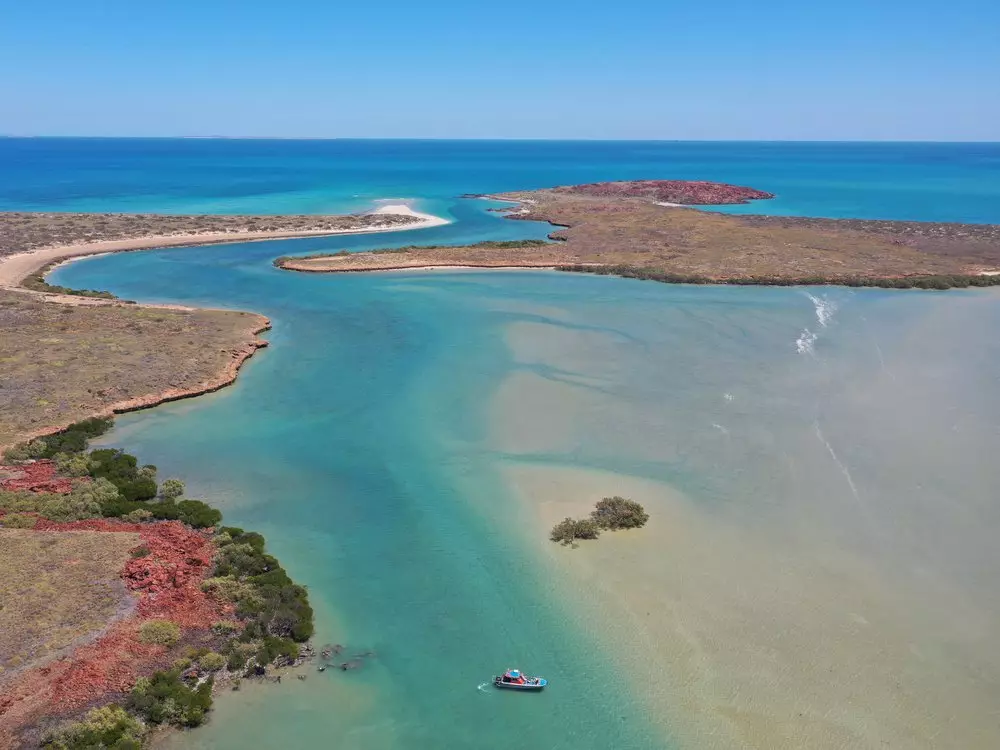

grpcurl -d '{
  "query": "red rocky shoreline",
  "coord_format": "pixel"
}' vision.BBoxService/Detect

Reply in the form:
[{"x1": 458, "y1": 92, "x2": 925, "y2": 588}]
[{"x1": 551, "y1": 179, "x2": 775, "y2": 205}]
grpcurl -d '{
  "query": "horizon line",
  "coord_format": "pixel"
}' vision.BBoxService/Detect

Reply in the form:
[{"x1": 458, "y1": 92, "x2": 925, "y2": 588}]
[{"x1": 2, "y1": 135, "x2": 999, "y2": 145}]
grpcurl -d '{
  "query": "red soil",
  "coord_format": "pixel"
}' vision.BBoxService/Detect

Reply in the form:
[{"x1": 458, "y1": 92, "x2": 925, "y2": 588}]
[
  {"x1": 554, "y1": 179, "x2": 775, "y2": 205},
  {"x1": 0, "y1": 519, "x2": 231, "y2": 744},
  {"x1": 0, "y1": 460, "x2": 81, "y2": 494}
]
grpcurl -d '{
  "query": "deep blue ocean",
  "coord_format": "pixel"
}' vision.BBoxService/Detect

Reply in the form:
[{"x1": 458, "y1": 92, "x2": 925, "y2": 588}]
[
  {"x1": 2, "y1": 138, "x2": 1000, "y2": 222},
  {"x1": 7, "y1": 139, "x2": 1000, "y2": 749}
]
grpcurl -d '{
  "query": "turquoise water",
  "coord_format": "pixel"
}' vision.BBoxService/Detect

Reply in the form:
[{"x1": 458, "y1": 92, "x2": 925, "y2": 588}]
[{"x1": 31, "y1": 140, "x2": 1000, "y2": 748}]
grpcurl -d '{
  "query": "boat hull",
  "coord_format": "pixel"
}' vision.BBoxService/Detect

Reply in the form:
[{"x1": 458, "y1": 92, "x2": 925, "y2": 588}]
[{"x1": 493, "y1": 677, "x2": 547, "y2": 691}]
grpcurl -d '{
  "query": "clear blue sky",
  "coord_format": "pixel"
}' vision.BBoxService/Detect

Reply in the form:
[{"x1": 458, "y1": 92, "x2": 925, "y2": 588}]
[{"x1": 2, "y1": 0, "x2": 998, "y2": 140}]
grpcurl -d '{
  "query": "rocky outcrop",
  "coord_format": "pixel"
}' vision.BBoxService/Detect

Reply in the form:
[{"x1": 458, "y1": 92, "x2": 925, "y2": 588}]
[{"x1": 552, "y1": 180, "x2": 775, "y2": 205}]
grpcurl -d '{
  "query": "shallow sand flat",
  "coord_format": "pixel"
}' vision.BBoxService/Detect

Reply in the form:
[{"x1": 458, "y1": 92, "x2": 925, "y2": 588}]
[
  {"x1": 502, "y1": 461, "x2": 1000, "y2": 749},
  {"x1": 487, "y1": 285, "x2": 1000, "y2": 749}
]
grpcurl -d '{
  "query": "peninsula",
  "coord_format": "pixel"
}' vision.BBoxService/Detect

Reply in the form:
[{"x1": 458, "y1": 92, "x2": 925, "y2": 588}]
[
  {"x1": 0, "y1": 204, "x2": 449, "y2": 748},
  {"x1": 278, "y1": 181, "x2": 1000, "y2": 288},
  {"x1": 0, "y1": 204, "x2": 447, "y2": 294}
]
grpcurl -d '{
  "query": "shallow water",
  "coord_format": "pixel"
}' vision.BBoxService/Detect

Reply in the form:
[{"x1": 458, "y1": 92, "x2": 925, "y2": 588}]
[{"x1": 37, "y1": 141, "x2": 1000, "y2": 748}]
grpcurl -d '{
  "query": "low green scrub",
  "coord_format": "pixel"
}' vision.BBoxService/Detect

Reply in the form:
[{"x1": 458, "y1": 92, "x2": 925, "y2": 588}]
[
  {"x1": 3, "y1": 417, "x2": 113, "y2": 461},
  {"x1": 126, "y1": 667, "x2": 213, "y2": 728},
  {"x1": 138, "y1": 619, "x2": 181, "y2": 647},
  {"x1": 1, "y1": 512, "x2": 38, "y2": 528},
  {"x1": 198, "y1": 651, "x2": 227, "y2": 671},
  {"x1": 159, "y1": 478, "x2": 185, "y2": 499},
  {"x1": 558, "y1": 264, "x2": 1000, "y2": 291},
  {"x1": 23, "y1": 267, "x2": 116, "y2": 299},
  {"x1": 371, "y1": 239, "x2": 551, "y2": 254},
  {"x1": 43, "y1": 704, "x2": 145, "y2": 750},
  {"x1": 0, "y1": 477, "x2": 118, "y2": 522},
  {"x1": 275, "y1": 239, "x2": 552, "y2": 266}
]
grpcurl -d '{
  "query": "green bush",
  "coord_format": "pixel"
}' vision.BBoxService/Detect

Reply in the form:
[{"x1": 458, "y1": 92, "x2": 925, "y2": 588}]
[
  {"x1": 88, "y1": 449, "x2": 158, "y2": 502},
  {"x1": 43, "y1": 704, "x2": 145, "y2": 749},
  {"x1": 590, "y1": 496, "x2": 649, "y2": 530},
  {"x1": 54, "y1": 452, "x2": 91, "y2": 477},
  {"x1": 557, "y1": 264, "x2": 1000, "y2": 292},
  {"x1": 3, "y1": 439, "x2": 48, "y2": 462},
  {"x1": 126, "y1": 668, "x2": 213, "y2": 727},
  {"x1": 209, "y1": 528, "x2": 315, "y2": 646},
  {"x1": 159, "y1": 478, "x2": 185, "y2": 500},
  {"x1": 550, "y1": 517, "x2": 601, "y2": 545},
  {"x1": 211, "y1": 620, "x2": 241, "y2": 636},
  {"x1": 176, "y1": 499, "x2": 222, "y2": 528},
  {"x1": 198, "y1": 652, "x2": 227, "y2": 671},
  {"x1": 1, "y1": 512, "x2": 38, "y2": 528},
  {"x1": 138, "y1": 620, "x2": 181, "y2": 647}
]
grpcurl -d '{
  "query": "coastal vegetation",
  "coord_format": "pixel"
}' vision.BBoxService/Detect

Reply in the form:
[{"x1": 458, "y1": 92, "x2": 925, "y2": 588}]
[
  {"x1": 0, "y1": 210, "x2": 420, "y2": 259},
  {"x1": 125, "y1": 667, "x2": 214, "y2": 729},
  {"x1": 43, "y1": 705, "x2": 145, "y2": 750},
  {"x1": 590, "y1": 496, "x2": 650, "y2": 529},
  {"x1": 22, "y1": 264, "x2": 116, "y2": 299},
  {"x1": 273, "y1": 239, "x2": 551, "y2": 268},
  {"x1": 550, "y1": 497, "x2": 649, "y2": 546},
  {"x1": 1, "y1": 417, "x2": 315, "y2": 747},
  {"x1": 558, "y1": 264, "x2": 1000, "y2": 290},
  {"x1": 550, "y1": 517, "x2": 602, "y2": 545}
]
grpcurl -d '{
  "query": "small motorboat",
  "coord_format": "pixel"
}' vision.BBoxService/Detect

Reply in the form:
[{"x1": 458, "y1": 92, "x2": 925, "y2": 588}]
[{"x1": 493, "y1": 668, "x2": 547, "y2": 691}]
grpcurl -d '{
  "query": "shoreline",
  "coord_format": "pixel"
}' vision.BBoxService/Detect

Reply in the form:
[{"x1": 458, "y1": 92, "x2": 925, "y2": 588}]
[
  {"x1": 0, "y1": 202, "x2": 450, "y2": 451},
  {"x1": 272, "y1": 187, "x2": 1000, "y2": 289},
  {"x1": 0, "y1": 204, "x2": 450, "y2": 291},
  {"x1": 0, "y1": 316, "x2": 271, "y2": 456}
]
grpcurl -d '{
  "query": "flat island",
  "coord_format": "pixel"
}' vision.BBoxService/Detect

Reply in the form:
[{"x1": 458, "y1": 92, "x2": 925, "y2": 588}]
[{"x1": 278, "y1": 181, "x2": 1000, "y2": 287}]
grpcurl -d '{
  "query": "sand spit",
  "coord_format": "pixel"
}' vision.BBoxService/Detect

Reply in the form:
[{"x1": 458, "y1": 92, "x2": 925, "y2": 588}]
[{"x1": 0, "y1": 204, "x2": 450, "y2": 289}]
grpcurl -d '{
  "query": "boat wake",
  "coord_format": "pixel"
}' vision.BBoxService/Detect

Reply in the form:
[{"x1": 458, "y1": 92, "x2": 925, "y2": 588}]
[
  {"x1": 477, "y1": 682, "x2": 492, "y2": 693},
  {"x1": 795, "y1": 293, "x2": 838, "y2": 355},
  {"x1": 805, "y1": 292, "x2": 838, "y2": 327},
  {"x1": 814, "y1": 421, "x2": 862, "y2": 506},
  {"x1": 795, "y1": 328, "x2": 818, "y2": 355}
]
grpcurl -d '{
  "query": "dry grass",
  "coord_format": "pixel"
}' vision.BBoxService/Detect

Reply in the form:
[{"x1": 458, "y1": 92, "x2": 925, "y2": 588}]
[
  {"x1": 0, "y1": 529, "x2": 139, "y2": 680},
  {"x1": 0, "y1": 211, "x2": 417, "y2": 258},
  {"x1": 280, "y1": 190, "x2": 1000, "y2": 279},
  {"x1": 0, "y1": 290, "x2": 266, "y2": 449}
]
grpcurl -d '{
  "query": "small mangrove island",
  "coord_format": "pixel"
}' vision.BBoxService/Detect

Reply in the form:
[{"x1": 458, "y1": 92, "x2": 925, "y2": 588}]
[{"x1": 550, "y1": 496, "x2": 650, "y2": 547}]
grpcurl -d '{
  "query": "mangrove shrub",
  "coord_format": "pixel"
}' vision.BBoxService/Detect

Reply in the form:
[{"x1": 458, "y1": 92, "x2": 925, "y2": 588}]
[
  {"x1": 43, "y1": 704, "x2": 145, "y2": 750},
  {"x1": 591, "y1": 496, "x2": 649, "y2": 530},
  {"x1": 550, "y1": 517, "x2": 601, "y2": 545},
  {"x1": 126, "y1": 668, "x2": 213, "y2": 728}
]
